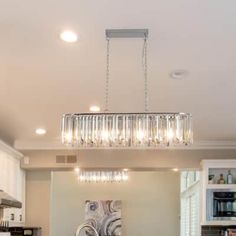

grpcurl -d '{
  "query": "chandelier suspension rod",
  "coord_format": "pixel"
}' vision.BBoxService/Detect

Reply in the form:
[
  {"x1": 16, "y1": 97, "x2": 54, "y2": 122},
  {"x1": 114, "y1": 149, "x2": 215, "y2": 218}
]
[
  {"x1": 104, "y1": 29, "x2": 149, "y2": 113},
  {"x1": 105, "y1": 37, "x2": 110, "y2": 112},
  {"x1": 143, "y1": 35, "x2": 148, "y2": 112}
]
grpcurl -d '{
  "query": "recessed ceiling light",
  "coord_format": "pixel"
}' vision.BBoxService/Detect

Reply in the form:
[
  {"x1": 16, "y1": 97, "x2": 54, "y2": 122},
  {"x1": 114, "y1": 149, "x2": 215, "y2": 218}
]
[
  {"x1": 35, "y1": 128, "x2": 47, "y2": 135},
  {"x1": 170, "y1": 70, "x2": 188, "y2": 79},
  {"x1": 172, "y1": 168, "x2": 179, "y2": 172},
  {"x1": 60, "y1": 30, "x2": 78, "y2": 43},
  {"x1": 89, "y1": 106, "x2": 101, "y2": 112}
]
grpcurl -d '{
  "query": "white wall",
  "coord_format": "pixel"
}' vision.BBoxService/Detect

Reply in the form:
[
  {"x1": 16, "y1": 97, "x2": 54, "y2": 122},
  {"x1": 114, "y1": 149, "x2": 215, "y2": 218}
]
[{"x1": 51, "y1": 171, "x2": 180, "y2": 236}]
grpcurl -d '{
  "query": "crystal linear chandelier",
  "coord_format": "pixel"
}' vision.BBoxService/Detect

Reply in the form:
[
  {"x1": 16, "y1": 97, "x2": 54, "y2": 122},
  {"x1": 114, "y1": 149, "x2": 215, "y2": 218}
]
[
  {"x1": 75, "y1": 169, "x2": 129, "y2": 183},
  {"x1": 61, "y1": 29, "x2": 193, "y2": 148}
]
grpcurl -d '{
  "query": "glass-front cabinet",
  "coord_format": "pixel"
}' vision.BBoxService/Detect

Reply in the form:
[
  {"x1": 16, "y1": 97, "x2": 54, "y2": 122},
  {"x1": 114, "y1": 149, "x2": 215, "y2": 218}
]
[{"x1": 201, "y1": 160, "x2": 236, "y2": 225}]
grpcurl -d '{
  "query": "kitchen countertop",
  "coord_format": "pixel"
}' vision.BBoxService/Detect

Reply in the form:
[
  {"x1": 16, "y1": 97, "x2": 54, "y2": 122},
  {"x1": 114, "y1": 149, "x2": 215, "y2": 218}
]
[
  {"x1": 9, "y1": 226, "x2": 42, "y2": 229},
  {"x1": 0, "y1": 233, "x2": 10, "y2": 236}
]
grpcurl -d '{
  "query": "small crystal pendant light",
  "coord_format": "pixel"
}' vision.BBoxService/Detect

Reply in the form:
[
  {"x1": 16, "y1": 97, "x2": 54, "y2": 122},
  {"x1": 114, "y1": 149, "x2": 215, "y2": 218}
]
[
  {"x1": 76, "y1": 170, "x2": 129, "y2": 183},
  {"x1": 61, "y1": 29, "x2": 193, "y2": 148}
]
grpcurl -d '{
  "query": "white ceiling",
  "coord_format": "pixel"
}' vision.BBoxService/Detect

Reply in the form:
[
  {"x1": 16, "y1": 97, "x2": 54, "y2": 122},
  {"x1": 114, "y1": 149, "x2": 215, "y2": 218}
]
[{"x1": 0, "y1": 0, "x2": 236, "y2": 148}]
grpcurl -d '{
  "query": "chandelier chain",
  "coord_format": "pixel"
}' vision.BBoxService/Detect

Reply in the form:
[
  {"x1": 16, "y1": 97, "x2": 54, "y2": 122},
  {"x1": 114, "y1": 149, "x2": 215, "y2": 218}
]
[
  {"x1": 105, "y1": 37, "x2": 110, "y2": 112},
  {"x1": 143, "y1": 36, "x2": 148, "y2": 112}
]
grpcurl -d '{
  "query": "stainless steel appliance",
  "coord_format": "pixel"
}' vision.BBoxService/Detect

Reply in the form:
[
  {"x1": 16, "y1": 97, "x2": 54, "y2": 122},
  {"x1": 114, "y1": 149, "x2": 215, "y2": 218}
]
[
  {"x1": 207, "y1": 189, "x2": 236, "y2": 220},
  {"x1": 9, "y1": 227, "x2": 41, "y2": 236},
  {"x1": 0, "y1": 190, "x2": 22, "y2": 208}
]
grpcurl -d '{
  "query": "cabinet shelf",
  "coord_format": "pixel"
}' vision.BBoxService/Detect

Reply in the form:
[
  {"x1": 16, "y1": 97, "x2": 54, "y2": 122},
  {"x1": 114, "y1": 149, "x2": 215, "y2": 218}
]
[
  {"x1": 207, "y1": 184, "x2": 236, "y2": 190},
  {"x1": 201, "y1": 220, "x2": 236, "y2": 226}
]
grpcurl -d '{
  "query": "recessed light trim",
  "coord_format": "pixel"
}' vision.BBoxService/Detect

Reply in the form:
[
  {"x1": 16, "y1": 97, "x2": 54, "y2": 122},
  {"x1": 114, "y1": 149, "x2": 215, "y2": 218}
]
[
  {"x1": 89, "y1": 106, "x2": 101, "y2": 112},
  {"x1": 35, "y1": 128, "x2": 47, "y2": 135},
  {"x1": 172, "y1": 168, "x2": 179, "y2": 172},
  {"x1": 60, "y1": 30, "x2": 78, "y2": 43},
  {"x1": 170, "y1": 70, "x2": 188, "y2": 79}
]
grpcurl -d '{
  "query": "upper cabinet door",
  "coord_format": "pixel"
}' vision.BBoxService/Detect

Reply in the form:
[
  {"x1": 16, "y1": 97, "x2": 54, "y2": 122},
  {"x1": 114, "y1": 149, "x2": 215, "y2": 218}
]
[
  {"x1": 0, "y1": 150, "x2": 11, "y2": 193},
  {"x1": 0, "y1": 150, "x2": 21, "y2": 197},
  {"x1": 0, "y1": 142, "x2": 25, "y2": 223}
]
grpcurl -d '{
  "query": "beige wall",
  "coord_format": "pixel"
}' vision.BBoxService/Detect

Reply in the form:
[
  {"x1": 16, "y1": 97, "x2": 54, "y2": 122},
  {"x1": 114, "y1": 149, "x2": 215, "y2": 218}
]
[
  {"x1": 50, "y1": 171, "x2": 180, "y2": 236},
  {"x1": 21, "y1": 149, "x2": 236, "y2": 170},
  {"x1": 25, "y1": 171, "x2": 51, "y2": 236}
]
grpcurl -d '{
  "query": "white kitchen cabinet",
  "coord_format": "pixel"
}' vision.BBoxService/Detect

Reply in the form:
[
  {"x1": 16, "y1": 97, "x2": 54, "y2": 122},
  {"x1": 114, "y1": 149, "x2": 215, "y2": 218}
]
[{"x1": 0, "y1": 140, "x2": 25, "y2": 224}]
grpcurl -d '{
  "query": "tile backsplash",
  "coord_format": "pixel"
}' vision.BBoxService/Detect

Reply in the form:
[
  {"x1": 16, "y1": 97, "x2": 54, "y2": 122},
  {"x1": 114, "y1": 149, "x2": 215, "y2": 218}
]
[{"x1": 0, "y1": 210, "x2": 3, "y2": 221}]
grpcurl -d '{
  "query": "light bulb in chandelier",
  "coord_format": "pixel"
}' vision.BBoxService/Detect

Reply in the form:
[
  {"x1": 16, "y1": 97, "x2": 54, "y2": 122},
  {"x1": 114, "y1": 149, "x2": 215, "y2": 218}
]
[
  {"x1": 74, "y1": 167, "x2": 80, "y2": 174},
  {"x1": 101, "y1": 130, "x2": 109, "y2": 141},
  {"x1": 167, "y1": 128, "x2": 174, "y2": 140},
  {"x1": 136, "y1": 130, "x2": 145, "y2": 142},
  {"x1": 63, "y1": 132, "x2": 73, "y2": 144}
]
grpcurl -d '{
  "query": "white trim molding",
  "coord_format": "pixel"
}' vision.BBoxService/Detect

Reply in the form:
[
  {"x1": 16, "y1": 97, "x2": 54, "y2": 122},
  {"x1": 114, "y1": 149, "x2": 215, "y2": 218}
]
[{"x1": 0, "y1": 140, "x2": 24, "y2": 159}]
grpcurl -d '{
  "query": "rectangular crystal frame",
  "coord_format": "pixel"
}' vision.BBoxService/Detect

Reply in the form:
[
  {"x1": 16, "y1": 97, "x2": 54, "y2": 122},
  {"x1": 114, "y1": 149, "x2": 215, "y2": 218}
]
[{"x1": 61, "y1": 113, "x2": 193, "y2": 147}]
